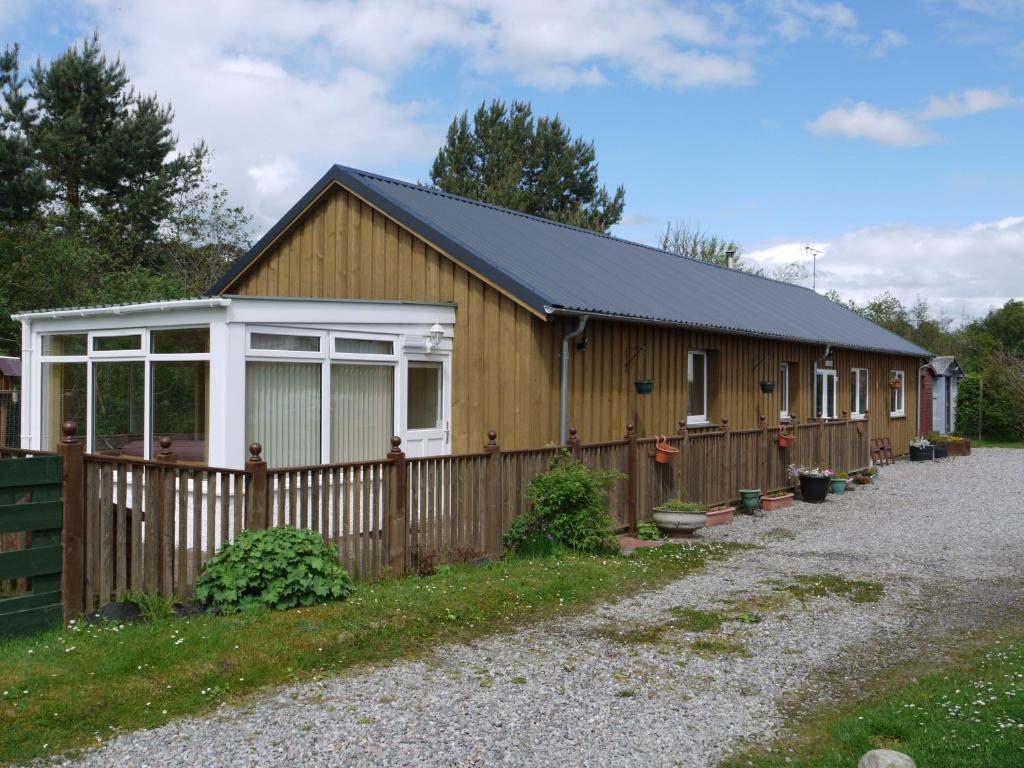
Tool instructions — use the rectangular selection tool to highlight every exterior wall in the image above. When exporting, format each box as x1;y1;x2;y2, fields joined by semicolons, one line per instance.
919;369;934;436
223;183;924;454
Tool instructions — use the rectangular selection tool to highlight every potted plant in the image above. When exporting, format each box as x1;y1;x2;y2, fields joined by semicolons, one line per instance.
865;465;879;481
705;503;735;527
739;488;761;512
909;436;933;461
926;432;949;459
946;435;970;456
830;471;848;495
776;425;796;448
760;490;795;511
760;381;775;394
888;375;903;390
634;379;655;395
787;464;833;503
652;499;707;535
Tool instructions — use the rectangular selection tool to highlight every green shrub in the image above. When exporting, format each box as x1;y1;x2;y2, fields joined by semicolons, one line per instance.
126;590;177;622
196;527;354;613
504;450;622;555
656;499;707;513
635;521;662;541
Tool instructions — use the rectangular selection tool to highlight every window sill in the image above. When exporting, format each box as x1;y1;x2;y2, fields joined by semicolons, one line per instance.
889;413;906;419
685;420;715;428
850;414;866;421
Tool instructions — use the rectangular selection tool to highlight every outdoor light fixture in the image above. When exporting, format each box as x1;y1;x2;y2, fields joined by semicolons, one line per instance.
824;348;834;368
425;322;444;351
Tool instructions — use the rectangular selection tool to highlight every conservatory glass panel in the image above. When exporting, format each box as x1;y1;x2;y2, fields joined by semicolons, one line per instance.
151;328;210;354
92;361;145;456
245;362;320;468
250;333;320;353
335;338;393;355
93;334;142;352
42;334;86;356
41;362;87;451
151;361;209;463
330;364;394;462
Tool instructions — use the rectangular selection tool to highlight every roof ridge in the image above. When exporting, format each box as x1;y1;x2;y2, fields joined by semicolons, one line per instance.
335;164;821;297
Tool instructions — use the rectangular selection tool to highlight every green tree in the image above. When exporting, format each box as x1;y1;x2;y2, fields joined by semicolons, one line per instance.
430;99;625;233
0;45;46;223
659;220;807;284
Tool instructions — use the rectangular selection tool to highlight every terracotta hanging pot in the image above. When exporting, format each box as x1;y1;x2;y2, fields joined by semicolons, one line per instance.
654;435;678;464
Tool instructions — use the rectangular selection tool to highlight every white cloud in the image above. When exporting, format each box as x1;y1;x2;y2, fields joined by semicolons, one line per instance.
807;102;934;146
919;87;1021;119
870;28;907;58
766;0;858;42
744;217;1024;317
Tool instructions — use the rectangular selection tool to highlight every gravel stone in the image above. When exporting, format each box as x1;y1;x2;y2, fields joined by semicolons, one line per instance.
49;449;1024;768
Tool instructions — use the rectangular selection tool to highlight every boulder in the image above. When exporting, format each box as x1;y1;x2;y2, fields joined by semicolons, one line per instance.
858;749;917;768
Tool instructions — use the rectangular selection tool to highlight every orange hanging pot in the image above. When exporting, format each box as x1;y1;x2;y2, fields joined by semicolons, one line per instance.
777;426;795;448
654;435;679;464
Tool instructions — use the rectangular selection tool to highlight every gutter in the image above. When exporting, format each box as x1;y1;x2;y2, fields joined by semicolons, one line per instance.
559;314;589;445
12;297;231;322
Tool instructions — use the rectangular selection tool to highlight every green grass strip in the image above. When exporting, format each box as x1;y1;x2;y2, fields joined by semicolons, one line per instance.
0;542;744;765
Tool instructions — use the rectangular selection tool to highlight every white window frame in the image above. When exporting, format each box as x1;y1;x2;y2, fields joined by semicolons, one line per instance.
330;331;399;363
814;368;838;420
779;362;791;421
889;370;906;417
246;327;323;359
850;367;869;420
687;350;709;425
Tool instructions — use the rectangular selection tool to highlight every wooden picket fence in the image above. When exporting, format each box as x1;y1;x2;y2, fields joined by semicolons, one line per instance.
1;414;871;622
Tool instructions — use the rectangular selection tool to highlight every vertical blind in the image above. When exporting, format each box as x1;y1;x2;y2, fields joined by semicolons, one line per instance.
246;362;321;468
331;364;394;463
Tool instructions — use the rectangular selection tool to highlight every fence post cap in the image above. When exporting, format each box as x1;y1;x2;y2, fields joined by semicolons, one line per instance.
248;442;263;462
487;430;497;445
159;436;172;451
626;422;635;437
61;420;78;442
389;435;403;452
568;427;577;438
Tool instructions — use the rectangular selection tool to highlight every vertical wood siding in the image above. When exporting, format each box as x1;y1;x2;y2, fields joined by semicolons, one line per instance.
224;184;922;454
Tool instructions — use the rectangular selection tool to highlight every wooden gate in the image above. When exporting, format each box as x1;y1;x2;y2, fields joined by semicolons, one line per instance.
0;455;64;637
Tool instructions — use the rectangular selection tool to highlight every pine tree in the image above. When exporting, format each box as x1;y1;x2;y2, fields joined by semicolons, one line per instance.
0;45;46;223
430;99;625;233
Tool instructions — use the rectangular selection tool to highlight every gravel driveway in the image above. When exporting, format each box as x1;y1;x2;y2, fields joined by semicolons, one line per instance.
52;449;1024;768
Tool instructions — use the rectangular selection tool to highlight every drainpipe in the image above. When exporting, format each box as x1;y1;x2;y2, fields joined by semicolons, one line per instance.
915;359;930;436
560;314;589;445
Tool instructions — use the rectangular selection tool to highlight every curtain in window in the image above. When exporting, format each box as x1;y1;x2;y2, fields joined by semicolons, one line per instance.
331;364;393;463
246;362;321;468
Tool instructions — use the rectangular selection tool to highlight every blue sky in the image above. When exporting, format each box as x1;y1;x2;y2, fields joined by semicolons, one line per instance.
3;0;1022;317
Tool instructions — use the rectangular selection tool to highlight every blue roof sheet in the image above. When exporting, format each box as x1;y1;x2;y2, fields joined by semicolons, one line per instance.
213;165;929;357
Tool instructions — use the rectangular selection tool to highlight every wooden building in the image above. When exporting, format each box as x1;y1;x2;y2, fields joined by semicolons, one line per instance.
18;166;928;468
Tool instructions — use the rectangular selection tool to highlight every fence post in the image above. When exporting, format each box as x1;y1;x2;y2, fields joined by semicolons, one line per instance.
624;423;638;535
245;442;268;530
156;437;175;596
759;415;768;495
720;418;730;505
484;431;502;558
387;436;408;576
567;427;580;459
57;421;84;623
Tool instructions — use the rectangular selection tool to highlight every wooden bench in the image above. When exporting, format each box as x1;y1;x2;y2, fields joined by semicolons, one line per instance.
870;437;895;466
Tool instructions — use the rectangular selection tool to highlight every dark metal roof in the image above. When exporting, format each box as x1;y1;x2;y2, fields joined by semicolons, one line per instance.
929;356;963;376
212;165;930;357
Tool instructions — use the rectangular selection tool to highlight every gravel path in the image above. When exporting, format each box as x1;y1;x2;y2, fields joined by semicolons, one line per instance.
52;449;1024;768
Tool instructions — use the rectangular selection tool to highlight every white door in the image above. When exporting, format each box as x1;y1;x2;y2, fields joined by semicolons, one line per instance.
402;358;450;457
932;378;946;434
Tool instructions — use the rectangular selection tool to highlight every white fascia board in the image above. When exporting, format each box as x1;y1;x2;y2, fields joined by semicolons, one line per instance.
224;297;456;335
20;303;230;335
13;297;231;322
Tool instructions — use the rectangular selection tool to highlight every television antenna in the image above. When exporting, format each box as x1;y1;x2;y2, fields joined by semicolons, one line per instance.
804;245;823;291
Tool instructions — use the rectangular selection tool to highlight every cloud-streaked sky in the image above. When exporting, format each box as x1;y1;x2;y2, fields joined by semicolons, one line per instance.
4;0;1022;319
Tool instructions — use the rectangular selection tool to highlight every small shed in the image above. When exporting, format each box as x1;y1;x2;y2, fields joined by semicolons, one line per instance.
921;356;964;435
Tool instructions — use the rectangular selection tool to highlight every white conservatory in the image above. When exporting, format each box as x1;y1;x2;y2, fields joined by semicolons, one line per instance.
16;296;455;468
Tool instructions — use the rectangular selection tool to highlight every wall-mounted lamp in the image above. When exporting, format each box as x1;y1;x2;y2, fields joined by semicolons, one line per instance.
824;348;834;368
425;322;444;351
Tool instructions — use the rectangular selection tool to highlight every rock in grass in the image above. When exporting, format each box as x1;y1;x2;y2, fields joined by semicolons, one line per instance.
859;749;917;768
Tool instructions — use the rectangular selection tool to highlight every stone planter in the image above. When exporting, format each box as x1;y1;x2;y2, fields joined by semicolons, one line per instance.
705;505;735;527
948;439;971;456
653;509;707;534
798;474;830;503
909;445;934;461
759;492;794;511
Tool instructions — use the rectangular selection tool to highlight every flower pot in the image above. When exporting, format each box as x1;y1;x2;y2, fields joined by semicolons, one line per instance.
705;506;735;527
777;433;795;448
760;381;775;394
830;478;847;495
798;474;830;503
933;443;948;459
739;488;761;511
760;492;794;511
634;379;655;395
653;509;707;534
654;435;678;464
888;380;903;390
909;445;934;461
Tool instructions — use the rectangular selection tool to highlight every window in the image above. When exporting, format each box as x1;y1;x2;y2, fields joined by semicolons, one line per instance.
889;370;905;417
151;361;209;463
850;368;869;418
245;362;321;468
41;362;87;451
42;334;86;356
92;362;145;456
331;364;394;462
151;328;210;354
250;332;320;353
93;334;142;353
335;337;393;356
687;350;708;424
814;369;837;419
779;362;791;420
407;362;442;429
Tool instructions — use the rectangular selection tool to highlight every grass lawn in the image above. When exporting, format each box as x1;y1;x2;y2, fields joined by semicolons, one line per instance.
974;439;1024;449
725;618;1024;768
0;541;742;765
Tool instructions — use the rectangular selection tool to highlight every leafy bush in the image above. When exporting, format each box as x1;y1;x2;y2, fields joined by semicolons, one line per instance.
126;590;177;622
656;499;707;512
196;527;354;613
504;450;622;555
635;521;662;541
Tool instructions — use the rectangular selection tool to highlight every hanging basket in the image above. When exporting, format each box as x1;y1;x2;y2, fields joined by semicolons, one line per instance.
777;426;795;448
759;381;775;394
634;379;655;395
654;435;679;464
888;379;903;390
